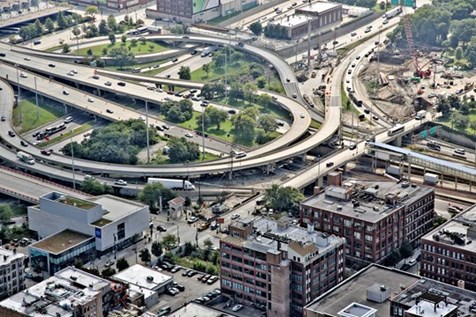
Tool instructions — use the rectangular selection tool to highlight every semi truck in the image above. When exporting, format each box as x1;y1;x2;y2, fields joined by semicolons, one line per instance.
424;173;439;185
383;6;402;19
17;151;35;165
147;178;195;190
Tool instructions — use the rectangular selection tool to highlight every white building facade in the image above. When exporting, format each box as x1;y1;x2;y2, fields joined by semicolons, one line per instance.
0;247;25;300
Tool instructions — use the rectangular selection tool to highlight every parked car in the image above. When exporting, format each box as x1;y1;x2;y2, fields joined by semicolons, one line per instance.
231;214;240;220
157;225;167;232
171;266;182;273
232;304;243;312
207;276;218;284
105;260;115;267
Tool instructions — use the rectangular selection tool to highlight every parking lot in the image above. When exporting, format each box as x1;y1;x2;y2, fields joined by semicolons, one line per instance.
149;267;219;314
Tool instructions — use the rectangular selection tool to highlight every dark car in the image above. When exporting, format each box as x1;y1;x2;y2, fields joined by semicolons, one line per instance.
33;40;41;45
20;140;28;147
172;58;179;62
106;109;113;114
228;109;236;114
1;116;6;121
41;150;52;156
157;225;167;232
364;109;370;114
8;130;15;137
48;63;55;68
117;82;126;86
326;162;334;167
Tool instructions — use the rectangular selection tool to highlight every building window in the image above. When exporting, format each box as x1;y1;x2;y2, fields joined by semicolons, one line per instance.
117;223;125;240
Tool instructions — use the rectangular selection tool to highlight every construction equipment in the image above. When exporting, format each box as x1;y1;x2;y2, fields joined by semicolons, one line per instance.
401;1;431;78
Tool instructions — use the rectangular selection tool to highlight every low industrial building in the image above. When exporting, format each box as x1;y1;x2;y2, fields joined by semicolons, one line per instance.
304;264;476;317
0;266;112;317
0;247;25;300
112;264;174;308
28;191;149;274
301;181;434;266
267;2;342;39
220;217;346;317
171;302;238;317
420;205;476;292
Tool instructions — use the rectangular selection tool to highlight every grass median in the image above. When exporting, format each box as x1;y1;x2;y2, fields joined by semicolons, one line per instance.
13;98;63;133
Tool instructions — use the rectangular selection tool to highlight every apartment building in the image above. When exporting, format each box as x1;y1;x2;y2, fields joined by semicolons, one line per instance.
301;181;434;265
0;248;25;300
220;217;346;317
304;264;476;317
420;205;476;292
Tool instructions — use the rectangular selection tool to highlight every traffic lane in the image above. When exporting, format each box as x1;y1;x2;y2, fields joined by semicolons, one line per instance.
157;54;211;79
414;140;476;166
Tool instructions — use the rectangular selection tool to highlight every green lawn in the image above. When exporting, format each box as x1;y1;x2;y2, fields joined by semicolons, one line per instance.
152;150;219;164
13;98;63;133
39;123;93;148
310;119;322;129
76;40;168;56
213;97;290;120
438;111;476;134
178;111;235;143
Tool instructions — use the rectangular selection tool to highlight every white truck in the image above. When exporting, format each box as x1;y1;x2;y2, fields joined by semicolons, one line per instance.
386;165;401;176
424;173;439;185
383;6;402;19
17;151;35;165
416;110;427;120
147;178;195;190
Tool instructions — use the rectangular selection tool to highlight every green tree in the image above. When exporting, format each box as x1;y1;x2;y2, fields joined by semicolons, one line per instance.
256;76;267;89
206;106;228;130
455;46;463;60
139;248;151;263
230;51;243;65
212;51;226;70
384;250;401;266
85;6;99;20
0;205;13;224
116;257;129;271
101;267;116;278
264;184;305;215
62;43;70;53
98;19;110;36
256;93;272;107
107;14;117;32
203;238;213;250
151;241;163;257
138;182;176;211
162;234;177;250
202;63;210;78
178;66;191;80
231;107;258;145
86;23;99;38
108;32;116;44
436;98;451;115
168;137;200;163
109;47;135;69
249;21;263;35
450;111;469;129
34;19;43;36
121;34;127;44
87;48;93;56
57;10;67;29
243;82;258;102
399;240;414;259
258;114;278;133
44;17;55;32
81;178;107;195
470;120;476;134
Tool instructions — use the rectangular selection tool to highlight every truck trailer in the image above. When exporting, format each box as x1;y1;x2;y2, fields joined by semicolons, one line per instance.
147;178;195;190
424;173;439;185
383;6;402;19
17;151;35;165
416;110;427;120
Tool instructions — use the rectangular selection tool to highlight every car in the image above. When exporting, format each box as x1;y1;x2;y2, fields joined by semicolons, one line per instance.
351;32;357;36
188;216;199;224
67;71;75;76
185;132;193;138
187;270;197;277
157;225;167;232
455;148;466;155
232;305;243;312
347;70;352;75
1;116;5;121
201;274;211;283
183;269;192;276
155;125;164;131
165;288;179;296
114;179;127;186
33;40;41;45
25;272;33;279
63;90;70;95
300;113;305;119
72;69;78;74
408;259;417;266
8;131;15;137
364;109;370;114
292;93;297;99
162;125;169;130
166;74;171;78
357;100;363;107
373;115;379;121
171;266;182;273
105;81;112;86
210;223;219;230
64;116;73;123
20;140;28;147
191;50;198;55
326;162;334;167
351;63;356;68
32;131;40;138
20;72;27;78
428;93;437;98
207;276;218;284
172;58;179;62
286;78;290;82
174;92;183;97
182;36;189;39
227;109;237;115
194;297;205;304
349;143;357;150
201;100;210;106
0;53;5;57
231;213;240;220
92;75;100;80
48;63;56;68
155;88;163;93
332;40;338;45
355;55;361;60
147;85;155;90
157;306;172;317
24;57;30;61
167;90;174;95
191;96;200;101
84;175;95;180
105;260;115;267
364;28;371;33
117;81;126;87
383;19;389;24
106;109;113;114
87;97;95;103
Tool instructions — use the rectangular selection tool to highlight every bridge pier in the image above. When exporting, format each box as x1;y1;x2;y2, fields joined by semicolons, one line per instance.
455;176;458;190
63;103;67;113
316;177;324;187
300;153;306;163
394;136;402;147
97;88;101;96
265;164;275;175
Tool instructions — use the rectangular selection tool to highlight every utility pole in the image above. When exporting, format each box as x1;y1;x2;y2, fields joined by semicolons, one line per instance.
34;76;39;120
70;131;76;190
225;45;228;100
307;19;311;70
16;67;22;123
145;100;150;163
201;104;207;160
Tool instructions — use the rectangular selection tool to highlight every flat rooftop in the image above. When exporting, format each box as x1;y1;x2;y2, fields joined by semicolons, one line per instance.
270;14;317;28
57;195;97;210
92;195;146;223
297;1;341;14
170;302;238;317
421;205;476;252
113;264;172;290
0;267;109;317
31;229;93;254
302;181;433;223
304;265;421;316
0;247;25;263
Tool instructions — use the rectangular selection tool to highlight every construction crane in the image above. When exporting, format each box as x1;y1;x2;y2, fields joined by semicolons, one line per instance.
401;1;431;78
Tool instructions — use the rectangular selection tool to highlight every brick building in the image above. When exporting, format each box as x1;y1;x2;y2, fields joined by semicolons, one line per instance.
301;181;434;265
420;205;476;292
220;217;345;317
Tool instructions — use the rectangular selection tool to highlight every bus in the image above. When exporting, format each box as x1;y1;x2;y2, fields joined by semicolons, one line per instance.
387;124;405;136
136;26;148;34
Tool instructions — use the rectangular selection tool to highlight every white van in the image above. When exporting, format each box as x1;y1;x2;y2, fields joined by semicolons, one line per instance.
64;116;73;123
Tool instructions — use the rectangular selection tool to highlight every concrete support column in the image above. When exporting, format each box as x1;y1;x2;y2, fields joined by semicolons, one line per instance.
300;153;306;162
440;174;444;188
395;136;402;147
97;88;101;96
316;177;323;187
455;177;457;190
64;103;67;113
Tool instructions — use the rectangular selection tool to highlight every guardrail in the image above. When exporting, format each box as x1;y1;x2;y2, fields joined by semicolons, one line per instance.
0;187;38;204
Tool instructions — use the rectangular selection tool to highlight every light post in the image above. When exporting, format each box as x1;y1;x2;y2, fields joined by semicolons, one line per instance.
145;100;150;163
16;67;22;123
70;130;76;190
176;224;180;244
34;76;39;120
201;103;207;160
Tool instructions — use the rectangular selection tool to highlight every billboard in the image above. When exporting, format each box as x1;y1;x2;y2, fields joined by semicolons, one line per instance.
193;0;219;14
391;0;415;7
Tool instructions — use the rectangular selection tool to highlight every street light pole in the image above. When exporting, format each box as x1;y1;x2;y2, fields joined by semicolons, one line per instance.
176;224;180;244
34;76;39;120
16;67;22;123
145;100;150;163
70;131;76;190
201;104;207;160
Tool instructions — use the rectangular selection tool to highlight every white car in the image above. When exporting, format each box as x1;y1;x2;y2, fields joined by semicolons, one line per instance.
20;72;27;78
67;71;75;76
88;97;95;103
231;214;240;220
185;132;193;138
64;116;73;123
232;304;243;312
408;259;417;266
63;90;70;95
114;179;127;186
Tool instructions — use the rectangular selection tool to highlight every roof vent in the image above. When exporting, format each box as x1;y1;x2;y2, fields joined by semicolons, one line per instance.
337;205;343;211
146;276;154;282
70;276;77;281
380;285;386;291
